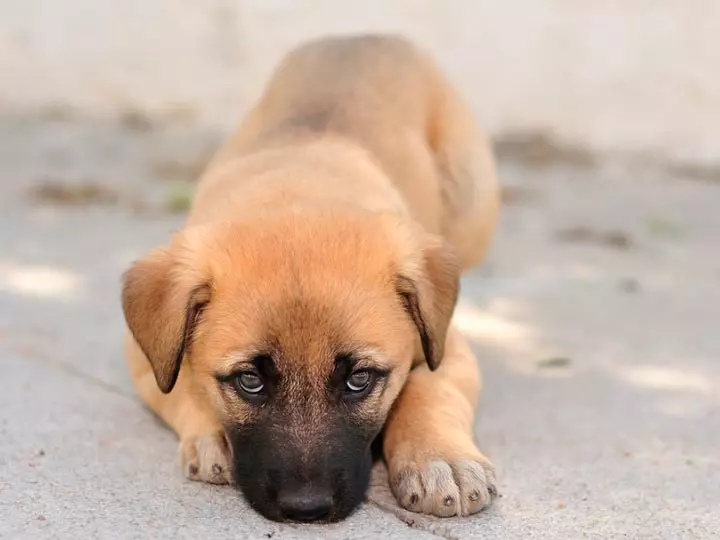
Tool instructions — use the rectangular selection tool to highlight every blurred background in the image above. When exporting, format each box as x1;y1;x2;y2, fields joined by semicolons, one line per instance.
1;2;718;539
4;2;720;165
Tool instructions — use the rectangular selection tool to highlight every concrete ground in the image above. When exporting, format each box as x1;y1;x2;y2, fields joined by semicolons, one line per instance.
1;114;718;540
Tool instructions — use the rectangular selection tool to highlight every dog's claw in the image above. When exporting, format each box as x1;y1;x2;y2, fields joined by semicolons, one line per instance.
389;456;496;517
178;432;232;485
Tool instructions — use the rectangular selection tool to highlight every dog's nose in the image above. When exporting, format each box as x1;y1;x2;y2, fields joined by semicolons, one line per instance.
278;486;333;522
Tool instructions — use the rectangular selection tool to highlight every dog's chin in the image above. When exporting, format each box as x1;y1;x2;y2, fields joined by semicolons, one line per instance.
232;454;372;523
236;490;363;524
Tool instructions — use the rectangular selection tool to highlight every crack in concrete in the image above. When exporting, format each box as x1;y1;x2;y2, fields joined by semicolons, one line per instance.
22;351;138;402
368;500;461;540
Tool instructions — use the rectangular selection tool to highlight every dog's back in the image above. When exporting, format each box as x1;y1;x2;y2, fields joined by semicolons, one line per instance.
203;34;499;269
245;35;439;142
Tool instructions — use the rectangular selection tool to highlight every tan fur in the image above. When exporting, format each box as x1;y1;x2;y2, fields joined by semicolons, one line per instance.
122;34;499;518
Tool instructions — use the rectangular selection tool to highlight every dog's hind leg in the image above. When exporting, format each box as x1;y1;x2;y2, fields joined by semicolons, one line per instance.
430;77;500;272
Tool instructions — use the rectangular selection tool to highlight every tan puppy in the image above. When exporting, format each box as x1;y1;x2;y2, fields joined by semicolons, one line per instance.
122;34;499;522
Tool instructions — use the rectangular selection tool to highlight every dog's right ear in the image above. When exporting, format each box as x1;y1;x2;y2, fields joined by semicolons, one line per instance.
121;247;210;394
395;236;460;371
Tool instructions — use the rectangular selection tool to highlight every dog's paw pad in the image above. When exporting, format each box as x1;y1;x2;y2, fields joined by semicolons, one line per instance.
390;456;497;517
178;432;232;485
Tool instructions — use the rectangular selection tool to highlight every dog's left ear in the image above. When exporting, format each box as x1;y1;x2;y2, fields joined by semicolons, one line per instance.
396;237;460;370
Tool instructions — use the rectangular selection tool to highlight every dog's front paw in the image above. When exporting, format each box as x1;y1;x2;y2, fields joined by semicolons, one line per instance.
388;447;497;517
178;431;232;485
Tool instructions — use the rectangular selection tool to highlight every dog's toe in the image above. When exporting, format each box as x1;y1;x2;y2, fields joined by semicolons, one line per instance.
390;454;496;517
178;431;232;485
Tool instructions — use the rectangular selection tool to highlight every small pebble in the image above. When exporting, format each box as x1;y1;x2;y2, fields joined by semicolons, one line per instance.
120;109;154;132
619;278;641;293
538;356;571;369
604;231;633;250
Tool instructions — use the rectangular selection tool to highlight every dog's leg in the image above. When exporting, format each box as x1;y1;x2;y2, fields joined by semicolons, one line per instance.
126;333;232;484
383;325;496;517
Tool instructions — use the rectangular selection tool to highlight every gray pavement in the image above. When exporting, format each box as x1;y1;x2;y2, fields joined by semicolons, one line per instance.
1;116;718;539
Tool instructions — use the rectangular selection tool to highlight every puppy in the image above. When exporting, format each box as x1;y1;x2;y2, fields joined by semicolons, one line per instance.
122;34;499;522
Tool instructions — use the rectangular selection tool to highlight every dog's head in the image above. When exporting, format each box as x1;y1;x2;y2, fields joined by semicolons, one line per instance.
121;210;459;522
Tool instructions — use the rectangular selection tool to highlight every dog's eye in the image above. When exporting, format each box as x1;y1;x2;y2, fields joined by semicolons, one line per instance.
236;372;264;394
346;370;372;393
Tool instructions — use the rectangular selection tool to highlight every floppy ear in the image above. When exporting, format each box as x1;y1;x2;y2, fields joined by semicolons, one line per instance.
121;247;210;393
396;238;460;370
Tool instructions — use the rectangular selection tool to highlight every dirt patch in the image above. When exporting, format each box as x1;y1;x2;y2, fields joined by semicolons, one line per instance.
495;131;596;169
666;161;720;183
501;185;540;205
646;216;685;239
29;181;119;206
164;181;195;213
537;357;572;369
119;109;155;133
150;152;212;183
619;278;641;293
27;179;194;216
555;226;634;250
